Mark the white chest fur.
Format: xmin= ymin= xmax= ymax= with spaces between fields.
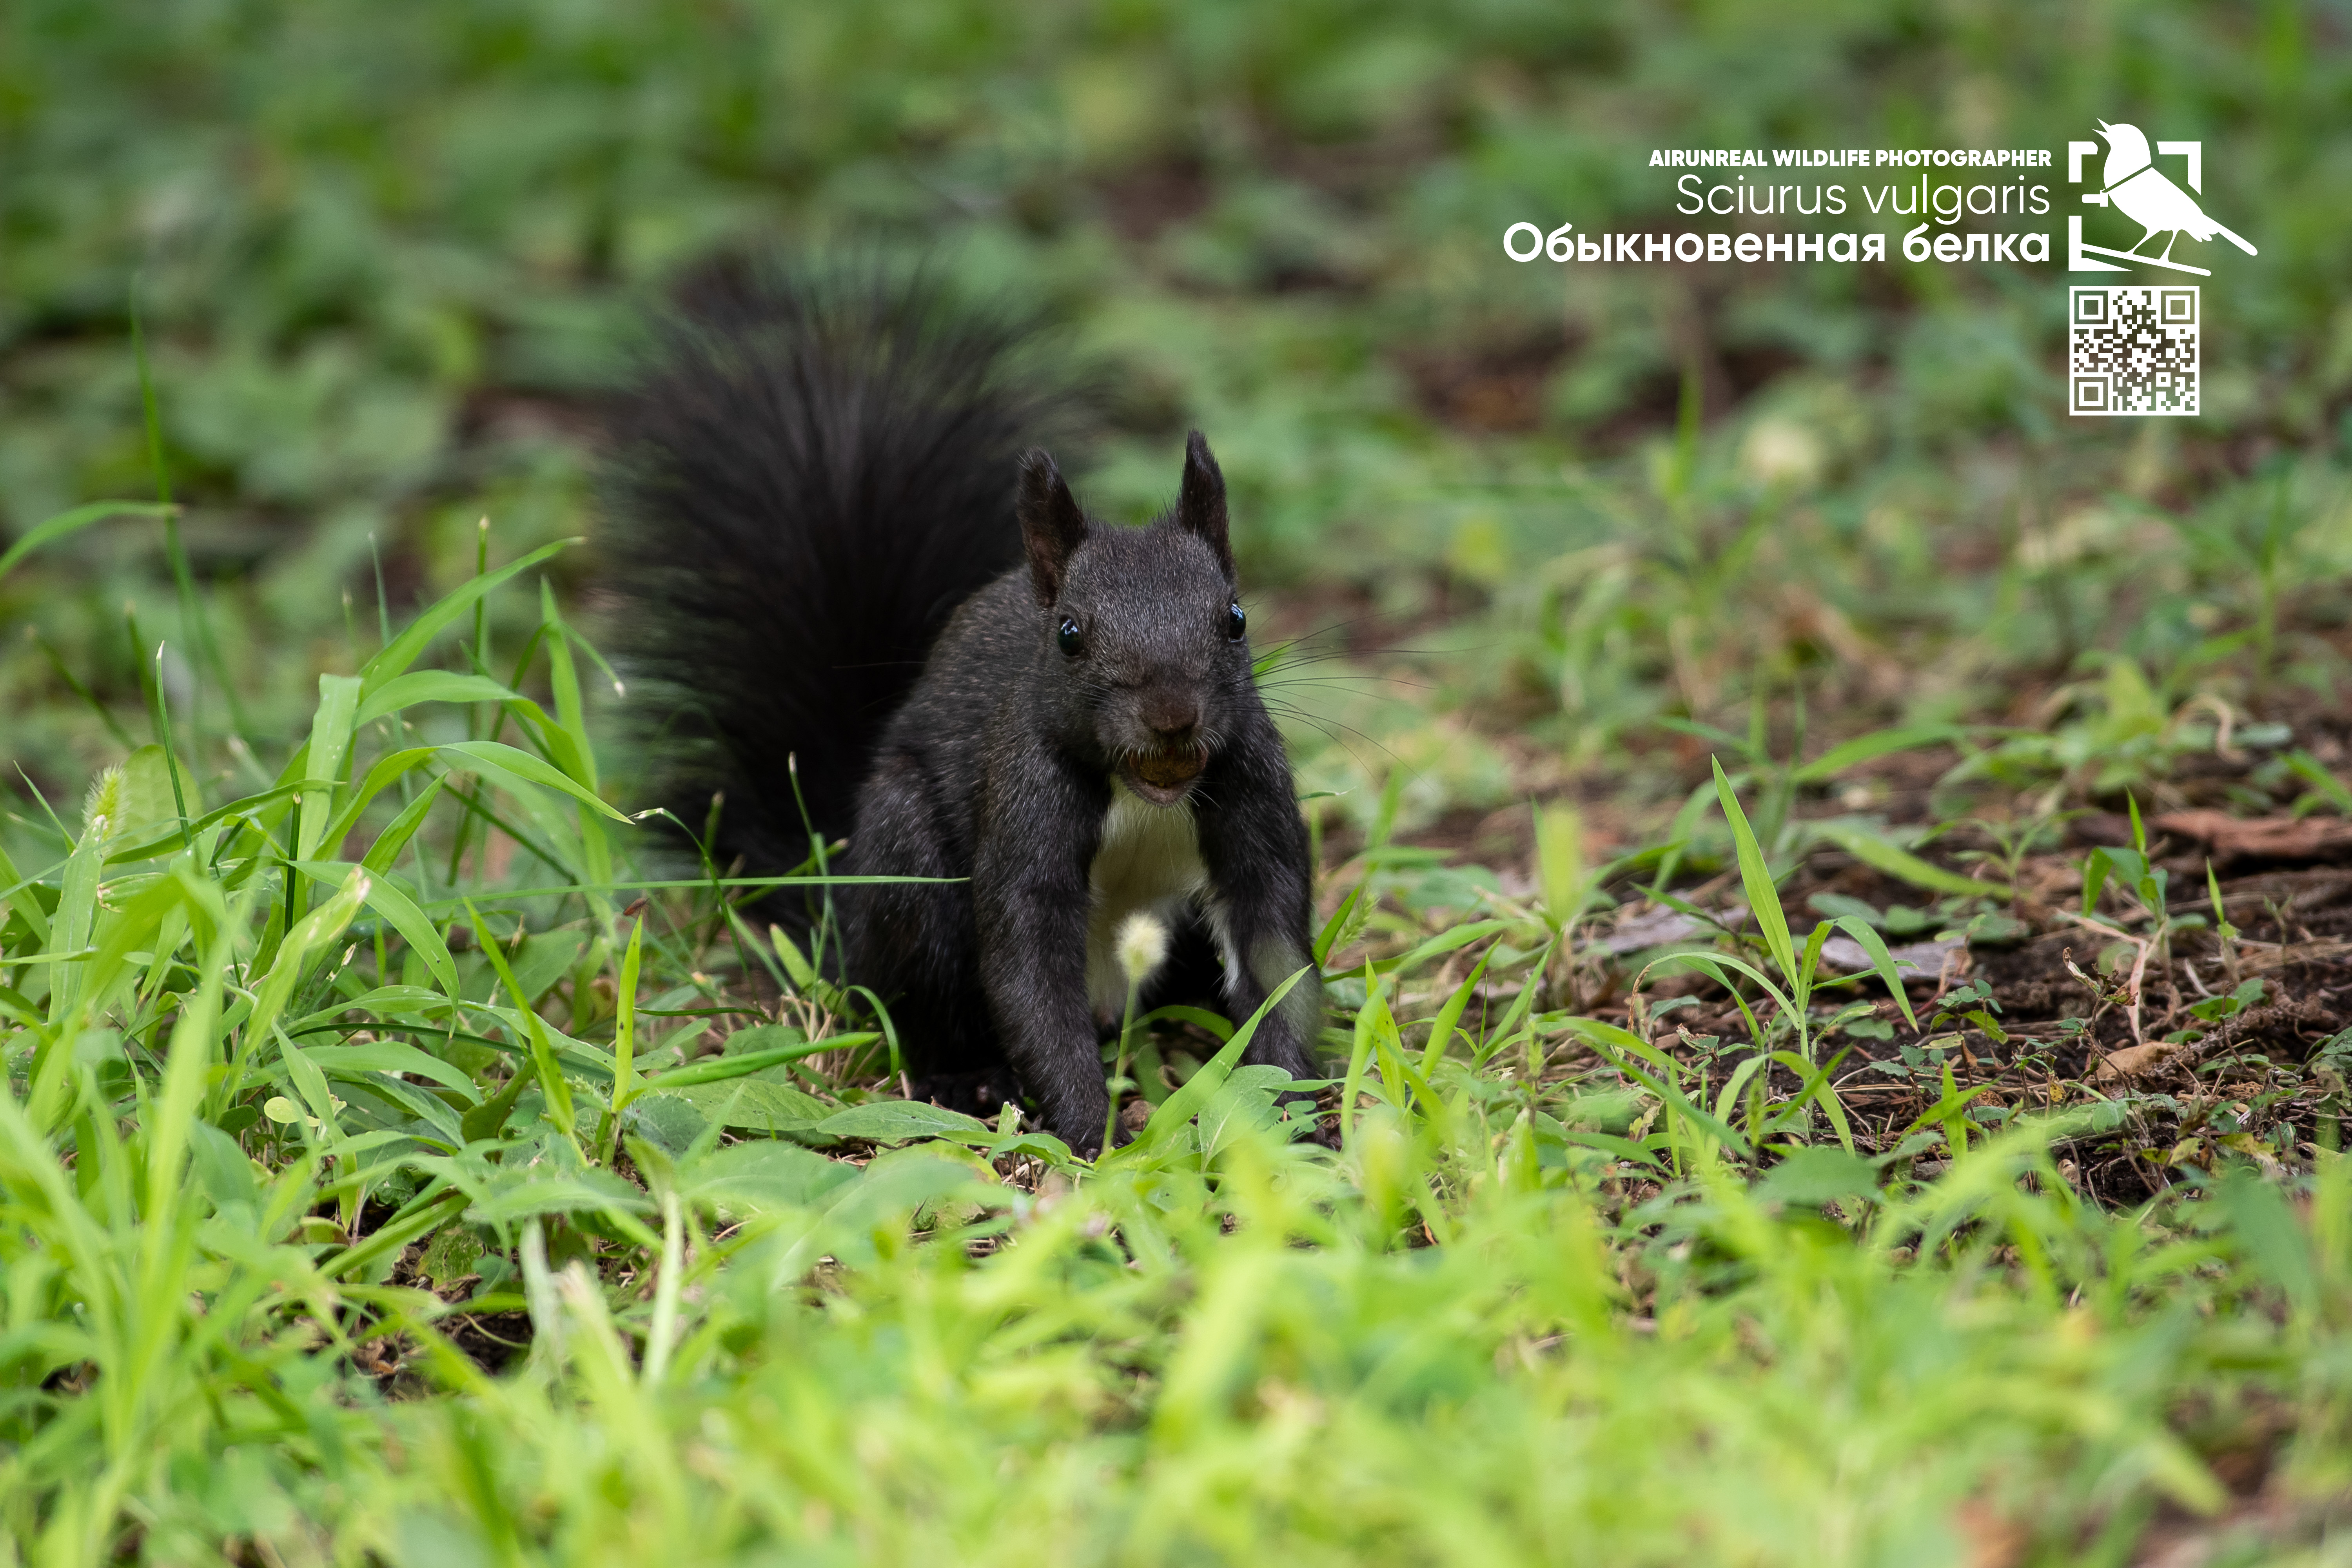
xmin=1085 ymin=780 xmax=1209 ymax=1020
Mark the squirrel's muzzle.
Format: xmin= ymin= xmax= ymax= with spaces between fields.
xmin=1132 ymin=746 xmax=1205 ymax=788
xmin=1125 ymin=743 xmax=1207 ymax=805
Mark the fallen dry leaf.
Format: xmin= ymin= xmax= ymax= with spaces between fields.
xmin=2092 ymin=1040 xmax=2192 ymax=1083
xmin=2154 ymin=810 xmax=2352 ymax=867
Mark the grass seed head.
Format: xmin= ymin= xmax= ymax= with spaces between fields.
xmin=1117 ymin=910 xmax=1171 ymax=985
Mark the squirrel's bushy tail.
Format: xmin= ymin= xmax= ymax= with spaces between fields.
xmin=599 ymin=260 xmax=1079 ymax=884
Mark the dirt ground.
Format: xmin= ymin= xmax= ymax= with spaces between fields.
xmin=1491 ymin=739 xmax=2352 ymax=1206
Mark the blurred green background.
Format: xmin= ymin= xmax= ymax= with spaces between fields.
xmin=4 ymin=0 xmax=2347 ymax=842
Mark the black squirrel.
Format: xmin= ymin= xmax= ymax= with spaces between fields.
xmin=600 ymin=263 xmax=1323 ymax=1150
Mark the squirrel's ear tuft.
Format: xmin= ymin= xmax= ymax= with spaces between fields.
xmin=1176 ymin=429 xmax=1234 ymax=578
xmin=1017 ymin=448 xmax=1087 ymax=606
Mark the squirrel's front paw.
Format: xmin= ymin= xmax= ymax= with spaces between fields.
xmin=1066 ymin=1121 xmax=1137 ymax=1159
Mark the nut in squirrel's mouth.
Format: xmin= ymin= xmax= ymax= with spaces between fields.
xmin=1122 ymin=745 xmax=1207 ymax=806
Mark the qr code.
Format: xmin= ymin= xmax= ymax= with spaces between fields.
xmin=2070 ymin=287 xmax=2198 ymax=416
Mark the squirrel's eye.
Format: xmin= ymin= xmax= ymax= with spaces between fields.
xmin=1226 ymin=601 xmax=1247 ymax=641
xmin=1056 ymin=616 xmax=1085 ymax=657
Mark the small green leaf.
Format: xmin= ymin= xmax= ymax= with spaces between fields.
xmin=814 ymin=1100 xmax=990 ymax=1143
xmin=1757 ymin=1145 xmax=1881 ymax=1206
xmin=661 ymin=1080 xmax=829 ymax=1134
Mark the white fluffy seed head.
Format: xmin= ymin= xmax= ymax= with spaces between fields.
xmin=81 ymin=763 xmax=124 ymax=844
xmin=1115 ymin=911 xmax=1171 ymax=986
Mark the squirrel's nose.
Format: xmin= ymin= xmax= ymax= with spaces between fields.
xmin=1142 ymin=695 xmax=1201 ymax=742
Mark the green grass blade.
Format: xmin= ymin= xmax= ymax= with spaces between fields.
xmin=2287 ymin=749 xmax=2352 ymax=814
xmin=0 ymin=840 xmax=50 ymax=944
xmin=1314 ymin=877 xmax=1368 ymax=967
xmin=1810 ymin=822 xmax=2013 ymax=901
xmin=358 ymin=539 xmax=572 ymax=699
xmin=1762 ymin=1048 xmax=1858 ymax=1154
xmin=638 ymin=1037 xmax=878 ymax=1091
xmin=292 ymin=860 xmax=458 ymax=996
xmin=217 ymin=869 xmax=371 ymax=1114
xmin=1797 ymin=918 xmax=1830 ymax=999
xmin=1792 ymin=724 xmax=1961 ymax=783
xmin=359 ymin=775 xmax=449 ymax=877
xmin=295 ymin=674 xmax=362 ymax=864
xmin=467 ymin=900 xmax=577 ymax=1143
xmin=539 ymin=579 xmax=597 ymax=793
xmin=1122 ymin=964 xmax=1313 ymax=1158
xmin=44 ymin=794 xmax=111 ymax=1027
xmin=1419 ymin=946 xmax=1495 ymax=1073
xmin=1568 ymin=1018 xmax=1752 ymax=1159
xmin=0 ymin=500 xmax=176 ymax=583
xmin=1712 ymin=757 xmax=1796 ymax=984
xmin=1826 ymin=915 xmax=1922 ymax=1031
xmin=1372 ymin=919 xmax=1509 ymax=977
xmin=353 ymin=672 xmax=521 ymax=729
xmin=321 ymin=740 xmax=628 ymax=866
xmin=613 ymin=917 xmax=642 ymax=1114
xmin=1535 ymin=800 xmax=1588 ymax=934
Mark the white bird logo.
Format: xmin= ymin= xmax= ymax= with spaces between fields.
xmin=2086 ymin=120 xmax=2257 ymax=263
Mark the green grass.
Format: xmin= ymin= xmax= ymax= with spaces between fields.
xmin=0 ymin=553 xmax=2346 ymax=1564
xmin=8 ymin=1 xmax=2352 ymax=1561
